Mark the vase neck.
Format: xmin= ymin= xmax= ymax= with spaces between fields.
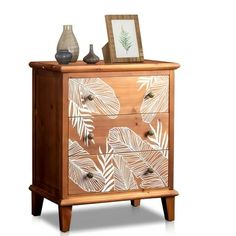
xmin=89 ymin=44 xmax=94 ymax=53
xmin=63 ymin=25 xmax=73 ymax=31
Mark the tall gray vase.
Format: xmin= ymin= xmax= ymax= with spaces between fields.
xmin=57 ymin=25 xmax=79 ymax=62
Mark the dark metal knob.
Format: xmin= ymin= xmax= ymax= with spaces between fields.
xmin=147 ymin=168 xmax=154 ymax=173
xmin=87 ymin=94 xmax=94 ymax=101
xmin=144 ymin=167 xmax=154 ymax=175
xmin=87 ymin=133 xmax=94 ymax=140
xmin=145 ymin=92 xmax=155 ymax=99
xmin=145 ymin=168 xmax=154 ymax=175
xmin=86 ymin=172 xmax=93 ymax=178
xmin=146 ymin=130 xmax=154 ymax=137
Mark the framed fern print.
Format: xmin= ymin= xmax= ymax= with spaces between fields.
xmin=105 ymin=15 xmax=144 ymax=63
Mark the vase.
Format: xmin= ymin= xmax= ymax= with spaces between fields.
xmin=57 ymin=25 xmax=79 ymax=62
xmin=55 ymin=50 xmax=72 ymax=64
xmin=83 ymin=44 xmax=100 ymax=64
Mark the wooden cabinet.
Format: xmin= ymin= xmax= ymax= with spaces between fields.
xmin=29 ymin=60 xmax=180 ymax=232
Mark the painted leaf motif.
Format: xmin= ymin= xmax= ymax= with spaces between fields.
xmin=69 ymin=80 xmax=94 ymax=145
xmin=147 ymin=119 xmax=168 ymax=158
xmin=113 ymin=155 xmax=138 ymax=191
xmin=70 ymin=78 xmax=120 ymax=118
xmin=138 ymin=76 xmax=169 ymax=123
xmin=108 ymin=127 xmax=168 ymax=188
xmin=69 ymin=139 xmax=105 ymax=192
xmin=97 ymin=141 xmax=114 ymax=192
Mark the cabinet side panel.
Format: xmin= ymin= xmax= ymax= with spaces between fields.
xmin=33 ymin=69 xmax=61 ymax=195
xmin=168 ymin=70 xmax=175 ymax=189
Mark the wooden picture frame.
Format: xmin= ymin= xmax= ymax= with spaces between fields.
xmin=103 ymin=15 xmax=144 ymax=63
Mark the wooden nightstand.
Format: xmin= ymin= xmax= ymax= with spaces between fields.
xmin=29 ymin=60 xmax=180 ymax=232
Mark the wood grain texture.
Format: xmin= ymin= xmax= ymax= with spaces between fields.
xmin=161 ymin=196 xmax=175 ymax=221
xmin=68 ymin=150 xmax=168 ymax=195
xmin=29 ymin=59 xmax=180 ymax=231
xmin=61 ymin=188 xmax=178 ymax=206
xmin=69 ymin=113 xmax=169 ymax=155
xmin=68 ymin=75 xmax=169 ymax=115
xmin=29 ymin=60 xmax=180 ymax=72
xmin=33 ymin=70 xmax=61 ymax=195
xmin=131 ymin=199 xmax=141 ymax=207
xmin=105 ymin=15 xmax=144 ymax=63
xmin=168 ymin=70 xmax=175 ymax=189
xmin=59 ymin=205 xmax=72 ymax=232
xmin=31 ymin=192 xmax=44 ymax=216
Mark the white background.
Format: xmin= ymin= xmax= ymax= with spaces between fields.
xmin=0 ymin=0 xmax=236 ymax=235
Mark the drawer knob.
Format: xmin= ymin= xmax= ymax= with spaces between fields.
xmin=86 ymin=172 xmax=94 ymax=178
xmin=145 ymin=92 xmax=155 ymax=99
xmin=87 ymin=94 xmax=95 ymax=101
xmin=145 ymin=168 xmax=154 ymax=174
xmin=87 ymin=133 xmax=94 ymax=140
xmin=146 ymin=130 xmax=154 ymax=137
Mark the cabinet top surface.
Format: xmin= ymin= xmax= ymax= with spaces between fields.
xmin=29 ymin=60 xmax=180 ymax=73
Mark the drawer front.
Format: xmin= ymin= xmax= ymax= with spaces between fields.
xmin=68 ymin=140 xmax=168 ymax=194
xmin=68 ymin=75 xmax=169 ymax=118
xmin=68 ymin=75 xmax=170 ymax=195
xmin=69 ymin=113 xmax=169 ymax=155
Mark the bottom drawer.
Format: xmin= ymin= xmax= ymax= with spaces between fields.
xmin=68 ymin=139 xmax=168 ymax=195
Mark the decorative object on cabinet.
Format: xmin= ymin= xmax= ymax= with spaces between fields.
xmin=29 ymin=59 xmax=180 ymax=232
xmin=103 ymin=15 xmax=144 ymax=63
xmin=83 ymin=44 xmax=100 ymax=64
xmin=55 ymin=50 xmax=72 ymax=64
xmin=57 ymin=25 xmax=79 ymax=62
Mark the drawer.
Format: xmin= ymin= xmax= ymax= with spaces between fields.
xmin=68 ymin=75 xmax=169 ymax=121
xmin=68 ymin=139 xmax=168 ymax=194
xmin=69 ymin=113 xmax=169 ymax=154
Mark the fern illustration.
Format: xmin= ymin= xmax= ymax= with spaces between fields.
xmin=147 ymin=119 xmax=168 ymax=158
xmin=108 ymin=127 xmax=168 ymax=188
xmin=97 ymin=141 xmax=114 ymax=192
xmin=69 ymin=139 xmax=105 ymax=192
xmin=138 ymin=76 xmax=169 ymax=123
xmin=119 ymin=26 xmax=132 ymax=53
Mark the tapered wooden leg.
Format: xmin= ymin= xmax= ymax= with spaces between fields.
xmin=59 ymin=205 xmax=72 ymax=232
xmin=131 ymin=199 xmax=141 ymax=207
xmin=161 ymin=197 xmax=175 ymax=221
xmin=32 ymin=192 xmax=44 ymax=216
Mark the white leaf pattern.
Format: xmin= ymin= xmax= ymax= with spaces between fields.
xmin=69 ymin=139 xmax=105 ymax=192
xmin=108 ymin=127 xmax=168 ymax=188
xmin=70 ymin=78 xmax=120 ymax=118
xmin=147 ymin=119 xmax=168 ymax=158
xmin=113 ymin=155 xmax=138 ymax=191
xmin=138 ymin=76 xmax=169 ymax=123
xmin=69 ymin=80 xmax=94 ymax=145
xmin=97 ymin=141 xmax=114 ymax=192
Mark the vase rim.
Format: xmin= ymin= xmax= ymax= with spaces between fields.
xmin=63 ymin=25 xmax=73 ymax=30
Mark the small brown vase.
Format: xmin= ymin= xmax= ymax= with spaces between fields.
xmin=83 ymin=44 xmax=100 ymax=64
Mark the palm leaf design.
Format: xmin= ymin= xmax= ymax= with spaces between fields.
xmin=138 ymin=76 xmax=169 ymax=123
xmin=69 ymin=139 xmax=105 ymax=192
xmin=69 ymin=78 xmax=120 ymax=145
xmin=97 ymin=141 xmax=114 ymax=192
xmin=70 ymin=78 xmax=120 ymax=117
xmin=147 ymin=119 xmax=168 ymax=158
xmin=69 ymin=80 xmax=94 ymax=145
xmin=113 ymin=155 xmax=138 ymax=191
xmin=108 ymin=127 xmax=168 ymax=188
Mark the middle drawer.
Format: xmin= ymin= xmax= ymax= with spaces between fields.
xmin=69 ymin=113 xmax=169 ymax=155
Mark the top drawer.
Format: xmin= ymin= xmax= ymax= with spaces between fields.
xmin=68 ymin=75 xmax=169 ymax=122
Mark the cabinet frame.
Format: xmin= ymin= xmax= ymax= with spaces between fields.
xmin=29 ymin=60 xmax=179 ymax=232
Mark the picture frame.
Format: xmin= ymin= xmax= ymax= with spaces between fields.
xmin=103 ymin=15 xmax=144 ymax=63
